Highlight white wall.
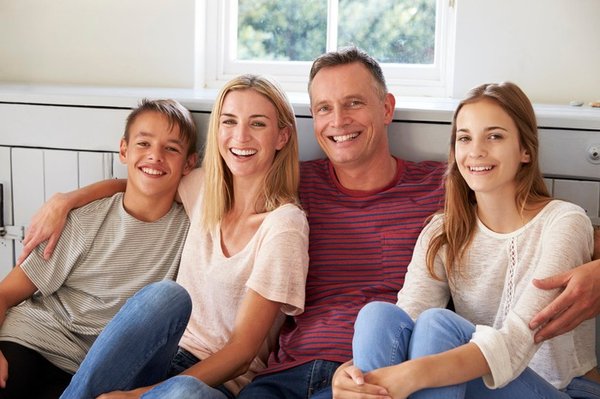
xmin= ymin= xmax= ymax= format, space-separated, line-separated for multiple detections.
xmin=0 ymin=0 xmax=599 ymax=104
xmin=0 ymin=0 xmax=196 ymax=88
xmin=452 ymin=0 xmax=600 ymax=104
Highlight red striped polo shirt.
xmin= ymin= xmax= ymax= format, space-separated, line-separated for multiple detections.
xmin=263 ymin=157 xmax=446 ymax=374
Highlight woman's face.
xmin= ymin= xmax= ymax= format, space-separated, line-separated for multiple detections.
xmin=218 ymin=89 xmax=289 ymax=181
xmin=454 ymin=98 xmax=530 ymax=200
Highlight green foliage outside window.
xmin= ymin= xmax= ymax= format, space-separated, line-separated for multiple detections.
xmin=237 ymin=0 xmax=436 ymax=64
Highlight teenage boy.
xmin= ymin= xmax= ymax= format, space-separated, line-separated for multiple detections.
xmin=0 ymin=99 xmax=197 ymax=399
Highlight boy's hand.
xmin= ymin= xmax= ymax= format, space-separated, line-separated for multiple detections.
xmin=16 ymin=193 xmax=70 ymax=266
xmin=0 ymin=350 xmax=8 ymax=388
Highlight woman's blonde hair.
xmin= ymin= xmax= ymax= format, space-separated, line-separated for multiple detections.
xmin=202 ymin=74 xmax=300 ymax=229
xmin=426 ymin=82 xmax=551 ymax=279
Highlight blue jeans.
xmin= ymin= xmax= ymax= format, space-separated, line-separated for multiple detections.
xmin=61 ymin=280 xmax=226 ymax=399
xmin=237 ymin=360 xmax=341 ymax=399
xmin=353 ymin=302 xmax=600 ymax=399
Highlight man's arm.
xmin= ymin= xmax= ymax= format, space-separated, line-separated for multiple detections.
xmin=16 ymin=179 xmax=127 ymax=266
xmin=530 ymin=226 xmax=600 ymax=342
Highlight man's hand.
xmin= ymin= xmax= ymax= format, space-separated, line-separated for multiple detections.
xmin=332 ymin=361 xmax=391 ymax=399
xmin=16 ymin=193 xmax=71 ymax=266
xmin=530 ymin=258 xmax=600 ymax=342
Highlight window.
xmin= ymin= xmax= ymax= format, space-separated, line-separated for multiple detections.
xmin=203 ymin=0 xmax=455 ymax=97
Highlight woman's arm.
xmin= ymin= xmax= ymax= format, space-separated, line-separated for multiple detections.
xmin=180 ymin=289 xmax=282 ymax=385
xmin=98 ymin=289 xmax=283 ymax=398
xmin=17 ymin=179 xmax=127 ymax=265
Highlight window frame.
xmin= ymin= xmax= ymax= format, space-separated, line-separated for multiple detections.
xmin=201 ymin=0 xmax=456 ymax=97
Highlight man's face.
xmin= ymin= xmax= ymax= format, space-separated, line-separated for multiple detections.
xmin=309 ymin=62 xmax=394 ymax=170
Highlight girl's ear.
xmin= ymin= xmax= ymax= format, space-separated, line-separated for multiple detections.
xmin=276 ymin=126 xmax=290 ymax=151
xmin=521 ymin=149 xmax=531 ymax=163
xmin=119 ymin=138 xmax=128 ymax=164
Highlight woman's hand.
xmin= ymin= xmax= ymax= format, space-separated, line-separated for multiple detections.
xmin=332 ymin=361 xmax=391 ymax=399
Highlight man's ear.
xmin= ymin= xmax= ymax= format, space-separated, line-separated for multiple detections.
xmin=276 ymin=127 xmax=290 ymax=151
xmin=182 ymin=153 xmax=198 ymax=176
xmin=383 ymin=92 xmax=396 ymax=125
xmin=119 ymin=138 xmax=128 ymax=164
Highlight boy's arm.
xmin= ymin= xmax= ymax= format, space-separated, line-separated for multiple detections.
xmin=0 ymin=266 xmax=38 ymax=324
xmin=0 ymin=266 xmax=38 ymax=388
xmin=16 ymin=179 xmax=127 ymax=266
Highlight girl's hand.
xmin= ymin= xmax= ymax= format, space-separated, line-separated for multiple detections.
xmin=332 ymin=361 xmax=391 ymax=399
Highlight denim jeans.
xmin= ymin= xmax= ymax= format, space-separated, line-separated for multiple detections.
xmin=61 ymin=280 xmax=193 ymax=399
xmin=237 ymin=360 xmax=341 ymax=399
xmin=353 ymin=301 xmax=600 ymax=399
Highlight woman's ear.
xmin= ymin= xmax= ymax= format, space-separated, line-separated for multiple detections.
xmin=276 ymin=127 xmax=290 ymax=151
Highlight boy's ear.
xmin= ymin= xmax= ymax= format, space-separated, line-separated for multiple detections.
xmin=119 ymin=138 xmax=128 ymax=164
xmin=276 ymin=127 xmax=290 ymax=151
xmin=182 ymin=153 xmax=198 ymax=176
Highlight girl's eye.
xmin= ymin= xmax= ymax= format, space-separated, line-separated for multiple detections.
xmin=457 ymin=136 xmax=470 ymax=143
xmin=489 ymin=133 xmax=503 ymax=140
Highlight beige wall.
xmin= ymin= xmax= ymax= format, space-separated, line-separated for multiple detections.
xmin=0 ymin=0 xmax=598 ymax=104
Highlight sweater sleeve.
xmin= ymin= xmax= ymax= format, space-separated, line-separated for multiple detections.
xmin=396 ymin=214 xmax=451 ymax=319
xmin=471 ymin=206 xmax=594 ymax=389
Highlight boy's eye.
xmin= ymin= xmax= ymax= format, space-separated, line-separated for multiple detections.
xmin=137 ymin=141 xmax=149 ymax=147
xmin=166 ymin=146 xmax=181 ymax=153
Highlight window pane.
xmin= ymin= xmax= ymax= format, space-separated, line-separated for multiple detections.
xmin=338 ymin=0 xmax=436 ymax=64
xmin=237 ymin=0 xmax=327 ymax=61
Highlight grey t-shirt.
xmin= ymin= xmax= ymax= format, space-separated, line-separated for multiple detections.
xmin=0 ymin=193 xmax=189 ymax=373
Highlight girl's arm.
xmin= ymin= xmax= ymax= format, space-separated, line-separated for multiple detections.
xmin=365 ymin=343 xmax=489 ymax=399
xmin=17 ymin=179 xmax=127 ymax=265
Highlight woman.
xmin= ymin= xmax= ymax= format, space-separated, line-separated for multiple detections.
xmin=54 ymin=74 xmax=308 ymax=398
xmin=332 ymin=82 xmax=600 ymax=398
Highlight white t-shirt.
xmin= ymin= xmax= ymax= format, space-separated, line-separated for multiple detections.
xmin=176 ymin=168 xmax=309 ymax=394
xmin=397 ymin=200 xmax=595 ymax=389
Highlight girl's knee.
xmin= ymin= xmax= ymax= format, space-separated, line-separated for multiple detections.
xmin=355 ymin=301 xmax=406 ymax=330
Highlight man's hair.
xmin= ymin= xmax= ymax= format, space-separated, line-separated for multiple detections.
xmin=124 ymin=99 xmax=198 ymax=158
xmin=308 ymin=46 xmax=388 ymax=99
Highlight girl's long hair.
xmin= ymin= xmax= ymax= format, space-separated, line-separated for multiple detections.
xmin=426 ymin=82 xmax=551 ymax=279
xmin=202 ymin=74 xmax=300 ymax=229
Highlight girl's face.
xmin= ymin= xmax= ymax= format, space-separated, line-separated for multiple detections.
xmin=218 ymin=89 xmax=289 ymax=181
xmin=454 ymin=98 xmax=530 ymax=199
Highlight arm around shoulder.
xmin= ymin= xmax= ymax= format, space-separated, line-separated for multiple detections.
xmin=17 ymin=179 xmax=127 ymax=265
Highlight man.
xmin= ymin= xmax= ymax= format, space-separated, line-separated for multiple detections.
xmin=237 ymin=47 xmax=446 ymax=399
xmin=2 ymin=99 xmax=197 ymax=398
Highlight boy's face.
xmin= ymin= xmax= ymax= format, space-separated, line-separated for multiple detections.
xmin=120 ymin=111 xmax=196 ymax=201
